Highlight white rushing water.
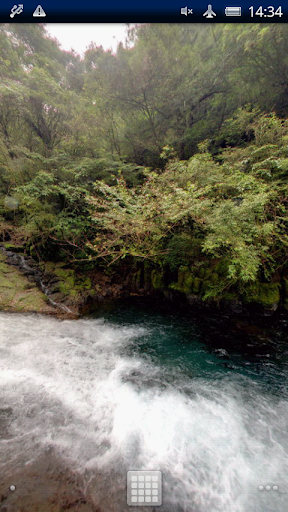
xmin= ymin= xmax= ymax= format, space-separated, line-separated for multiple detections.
xmin=0 ymin=312 xmax=288 ymax=512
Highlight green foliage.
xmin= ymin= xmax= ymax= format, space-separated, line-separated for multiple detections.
xmin=72 ymin=157 xmax=147 ymax=188
xmin=84 ymin=116 xmax=288 ymax=299
xmin=216 ymin=107 xmax=258 ymax=148
xmin=252 ymin=113 xmax=285 ymax=146
xmin=1 ymin=23 xmax=288 ymax=306
xmin=164 ymin=233 xmax=202 ymax=270
xmin=243 ymin=282 xmax=280 ymax=308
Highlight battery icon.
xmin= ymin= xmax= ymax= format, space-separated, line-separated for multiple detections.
xmin=225 ymin=6 xmax=241 ymax=16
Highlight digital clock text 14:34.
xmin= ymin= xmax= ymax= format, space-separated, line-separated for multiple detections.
xmin=249 ymin=5 xmax=283 ymax=16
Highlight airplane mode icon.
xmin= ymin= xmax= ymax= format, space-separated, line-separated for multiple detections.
xmin=203 ymin=4 xmax=216 ymax=17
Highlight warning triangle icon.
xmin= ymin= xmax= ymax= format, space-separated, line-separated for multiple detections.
xmin=33 ymin=5 xmax=46 ymax=16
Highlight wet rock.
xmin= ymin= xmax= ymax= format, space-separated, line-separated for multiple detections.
xmin=48 ymin=292 xmax=67 ymax=303
xmin=0 ymin=450 xmax=100 ymax=512
xmin=49 ymin=283 xmax=61 ymax=294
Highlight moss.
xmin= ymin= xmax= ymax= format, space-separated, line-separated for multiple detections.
xmin=198 ymin=267 xmax=205 ymax=278
xmin=56 ymin=271 xmax=84 ymax=299
xmin=45 ymin=263 xmax=94 ymax=300
xmin=244 ymin=282 xmax=280 ymax=308
xmin=0 ymin=261 xmax=14 ymax=273
xmin=134 ymin=269 xmax=142 ymax=288
xmin=192 ymin=277 xmax=202 ymax=294
xmin=44 ymin=262 xmax=66 ymax=273
xmin=82 ymin=277 xmax=92 ymax=289
xmin=54 ymin=267 xmax=78 ymax=297
xmin=29 ymin=245 xmax=36 ymax=258
xmin=177 ymin=266 xmax=189 ymax=287
xmin=54 ymin=268 xmax=75 ymax=279
xmin=210 ymin=273 xmax=219 ymax=284
xmin=0 ymin=276 xmax=15 ymax=288
xmin=0 ymin=253 xmax=55 ymax=313
xmin=170 ymin=268 xmax=194 ymax=294
xmin=151 ymin=269 xmax=164 ymax=290
xmin=201 ymin=280 xmax=210 ymax=294
xmin=183 ymin=274 xmax=193 ymax=293
xmin=59 ymin=282 xmax=77 ymax=297
xmin=59 ymin=282 xmax=78 ymax=297
xmin=4 ymin=243 xmax=25 ymax=253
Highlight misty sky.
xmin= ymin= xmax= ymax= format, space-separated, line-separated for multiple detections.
xmin=46 ymin=24 xmax=130 ymax=56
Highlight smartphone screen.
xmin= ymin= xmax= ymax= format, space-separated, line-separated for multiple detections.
xmin=1 ymin=5 xmax=288 ymax=511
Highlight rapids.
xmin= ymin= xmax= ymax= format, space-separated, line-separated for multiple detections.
xmin=1 ymin=305 xmax=288 ymax=511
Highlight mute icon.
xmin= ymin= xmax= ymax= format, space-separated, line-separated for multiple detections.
xmin=181 ymin=6 xmax=193 ymax=15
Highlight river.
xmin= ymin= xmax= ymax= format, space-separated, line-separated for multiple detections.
xmin=1 ymin=302 xmax=288 ymax=512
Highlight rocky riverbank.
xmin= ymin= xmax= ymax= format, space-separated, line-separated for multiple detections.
xmin=0 ymin=245 xmax=128 ymax=317
xmin=0 ymin=250 xmax=57 ymax=316
xmin=1 ymin=244 xmax=288 ymax=318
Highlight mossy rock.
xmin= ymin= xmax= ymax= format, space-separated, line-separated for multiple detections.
xmin=170 ymin=268 xmax=194 ymax=294
xmin=54 ymin=268 xmax=78 ymax=298
xmin=198 ymin=267 xmax=205 ymax=278
xmin=243 ymin=282 xmax=280 ymax=309
xmin=0 ymin=253 xmax=55 ymax=313
xmin=54 ymin=268 xmax=75 ymax=280
xmin=177 ymin=266 xmax=189 ymax=287
xmin=143 ymin=265 xmax=152 ymax=288
xmin=82 ymin=277 xmax=92 ymax=290
xmin=4 ymin=243 xmax=25 ymax=253
xmin=201 ymin=280 xmax=211 ymax=294
xmin=45 ymin=263 xmax=94 ymax=300
xmin=182 ymin=274 xmax=194 ymax=294
xmin=151 ymin=270 xmax=165 ymax=291
xmin=59 ymin=282 xmax=78 ymax=297
xmin=133 ymin=269 xmax=142 ymax=288
xmin=192 ymin=277 xmax=202 ymax=294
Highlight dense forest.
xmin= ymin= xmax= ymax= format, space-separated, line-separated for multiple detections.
xmin=1 ymin=23 xmax=288 ymax=312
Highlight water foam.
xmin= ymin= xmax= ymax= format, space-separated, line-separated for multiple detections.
xmin=1 ymin=312 xmax=288 ymax=511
